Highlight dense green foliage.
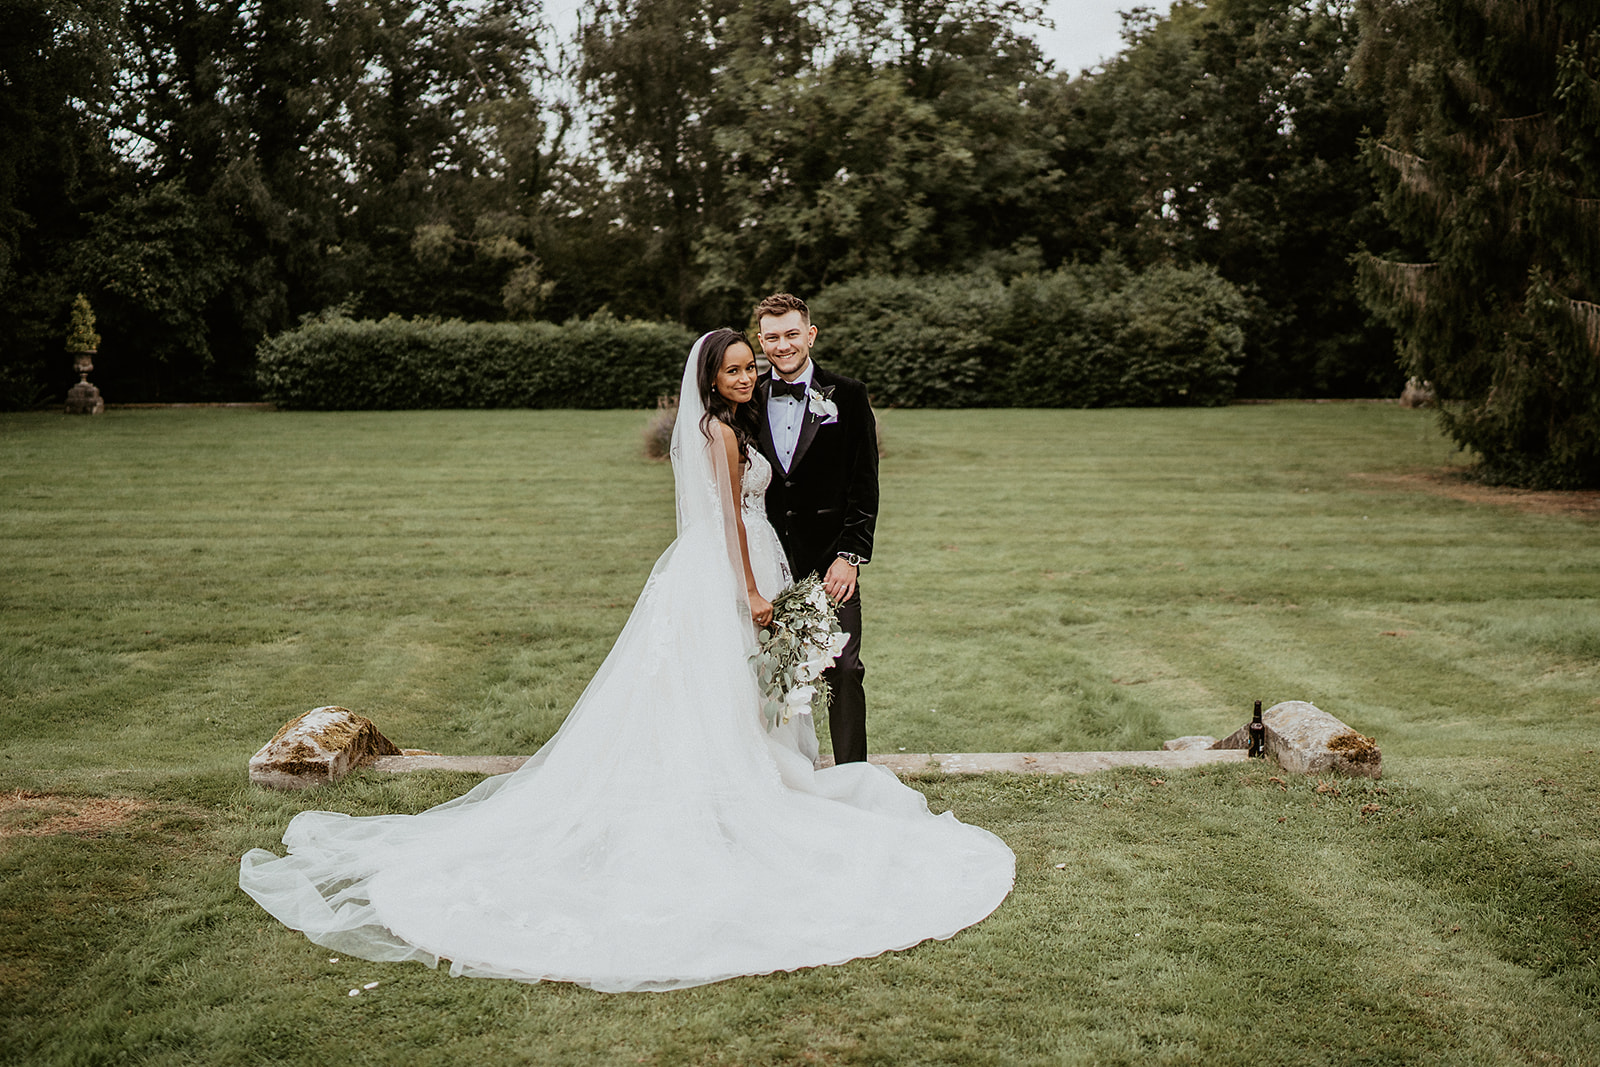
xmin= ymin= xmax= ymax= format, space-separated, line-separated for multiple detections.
xmin=1037 ymin=0 xmax=1402 ymax=398
xmin=0 ymin=0 xmax=1403 ymax=407
xmin=1 ymin=0 xmax=571 ymax=404
xmin=0 ymin=0 xmax=120 ymax=407
xmin=1354 ymin=0 xmax=1600 ymax=488
xmin=815 ymin=261 xmax=1248 ymax=407
xmin=257 ymin=314 xmax=693 ymax=410
xmin=64 ymin=294 xmax=99 ymax=352
xmin=689 ymin=1 xmax=1056 ymax=309
xmin=818 ymin=272 xmax=1010 ymax=409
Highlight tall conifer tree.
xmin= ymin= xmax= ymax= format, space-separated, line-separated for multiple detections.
xmin=1356 ymin=0 xmax=1600 ymax=487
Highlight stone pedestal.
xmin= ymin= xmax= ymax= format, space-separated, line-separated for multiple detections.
xmin=65 ymin=380 xmax=104 ymax=415
xmin=1399 ymin=377 xmax=1436 ymax=409
xmin=248 ymin=706 xmax=402 ymax=790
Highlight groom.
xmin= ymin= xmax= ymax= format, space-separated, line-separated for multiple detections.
xmin=754 ymin=293 xmax=879 ymax=765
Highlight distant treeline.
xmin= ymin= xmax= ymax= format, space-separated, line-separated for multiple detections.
xmin=2 ymin=0 xmax=1397 ymax=409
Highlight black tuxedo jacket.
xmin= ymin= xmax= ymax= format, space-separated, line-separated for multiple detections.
xmin=757 ymin=363 xmax=879 ymax=582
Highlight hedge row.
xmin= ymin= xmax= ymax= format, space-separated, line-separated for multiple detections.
xmin=813 ymin=261 xmax=1249 ymax=407
xmin=258 ymin=263 xmax=1247 ymax=410
xmin=256 ymin=313 xmax=695 ymax=409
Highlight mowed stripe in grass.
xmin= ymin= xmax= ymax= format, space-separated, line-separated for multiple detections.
xmin=1 ymin=404 xmax=1597 ymax=1065
xmin=870 ymin=406 xmax=1597 ymax=757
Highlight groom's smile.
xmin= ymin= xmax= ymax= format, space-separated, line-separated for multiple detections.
xmin=758 ymin=308 xmax=817 ymax=381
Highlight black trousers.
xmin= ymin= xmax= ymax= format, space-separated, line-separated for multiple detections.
xmin=825 ymin=586 xmax=867 ymax=764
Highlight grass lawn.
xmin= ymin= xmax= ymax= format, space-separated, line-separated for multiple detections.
xmin=1 ymin=404 xmax=1596 ymax=1065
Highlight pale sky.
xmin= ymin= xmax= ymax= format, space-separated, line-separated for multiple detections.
xmin=543 ymin=1 xmax=1177 ymax=77
xmin=1036 ymin=0 xmax=1178 ymax=75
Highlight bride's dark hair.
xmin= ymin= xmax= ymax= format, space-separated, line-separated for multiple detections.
xmin=696 ymin=328 xmax=760 ymax=460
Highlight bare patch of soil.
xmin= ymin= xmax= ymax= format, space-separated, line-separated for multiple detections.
xmin=1351 ymin=469 xmax=1600 ymax=519
xmin=0 ymin=790 xmax=153 ymax=838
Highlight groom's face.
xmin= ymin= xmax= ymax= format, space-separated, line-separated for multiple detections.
xmin=758 ymin=310 xmax=817 ymax=382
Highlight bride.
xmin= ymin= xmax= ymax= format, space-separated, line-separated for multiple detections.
xmin=240 ymin=330 xmax=1014 ymax=993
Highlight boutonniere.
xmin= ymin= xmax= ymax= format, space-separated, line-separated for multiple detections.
xmin=807 ymin=386 xmax=839 ymax=424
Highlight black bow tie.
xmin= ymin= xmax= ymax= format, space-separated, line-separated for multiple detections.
xmin=770 ymin=378 xmax=807 ymax=401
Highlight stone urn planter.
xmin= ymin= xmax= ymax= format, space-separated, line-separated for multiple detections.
xmin=64 ymin=293 xmax=104 ymax=415
xmin=65 ymin=351 xmax=104 ymax=415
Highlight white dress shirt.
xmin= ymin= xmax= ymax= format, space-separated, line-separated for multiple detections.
xmin=766 ymin=361 xmax=814 ymax=473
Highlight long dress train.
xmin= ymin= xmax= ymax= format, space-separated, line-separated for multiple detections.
xmin=239 ymin=337 xmax=1014 ymax=993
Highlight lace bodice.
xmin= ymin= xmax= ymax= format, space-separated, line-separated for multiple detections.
xmin=741 ymin=447 xmax=772 ymax=510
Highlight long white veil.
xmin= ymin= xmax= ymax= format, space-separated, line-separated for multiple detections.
xmin=239 ymin=336 xmax=1014 ymax=993
xmin=670 ymin=331 xmax=754 ymax=649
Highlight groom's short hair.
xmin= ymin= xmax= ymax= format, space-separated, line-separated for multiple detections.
xmin=755 ymin=292 xmax=809 ymax=326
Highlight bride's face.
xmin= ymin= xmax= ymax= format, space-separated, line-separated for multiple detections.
xmin=716 ymin=342 xmax=758 ymax=406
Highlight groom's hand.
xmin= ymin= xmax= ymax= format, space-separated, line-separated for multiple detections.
xmin=823 ymin=557 xmax=858 ymax=603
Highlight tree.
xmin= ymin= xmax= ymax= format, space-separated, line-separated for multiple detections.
xmin=333 ymin=0 xmax=570 ymax=322
xmin=695 ymin=0 xmax=1055 ymax=312
xmin=70 ymin=181 xmax=240 ymax=397
xmin=578 ymin=0 xmax=754 ymax=324
xmin=0 ymin=0 xmax=121 ymax=407
xmin=1355 ymin=0 xmax=1600 ymax=487
xmin=578 ymin=0 xmax=1054 ymax=323
xmin=1035 ymin=0 xmax=1400 ymax=397
xmin=62 ymin=0 xmax=571 ymax=398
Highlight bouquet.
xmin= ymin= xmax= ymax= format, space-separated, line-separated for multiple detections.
xmin=752 ymin=574 xmax=849 ymax=729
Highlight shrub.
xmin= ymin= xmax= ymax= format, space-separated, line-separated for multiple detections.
xmin=813 ymin=273 xmax=1014 ymax=408
xmin=66 ymin=294 xmax=101 ymax=352
xmin=642 ymin=396 xmax=677 ymax=459
xmin=258 ymin=264 xmax=1249 ymax=412
xmin=1004 ymin=262 xmax=1247 ymax=407
xmin=257 ymin=313 xmax=695 ymax=410
xmin=811 ymin=262 xmax=1247 ymax=407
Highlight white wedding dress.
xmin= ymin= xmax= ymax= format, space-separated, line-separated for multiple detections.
xmin=740 ymin=443 xmax=824 ymax=766
xmin=239 ymin=335 xmax=1014 ymax=993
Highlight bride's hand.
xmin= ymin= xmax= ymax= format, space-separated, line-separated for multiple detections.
xmin=750 ymin=590 xmax=774 ymax=629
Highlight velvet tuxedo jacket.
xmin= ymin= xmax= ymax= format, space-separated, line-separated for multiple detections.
xmin=756 ymin=363 xmax=880 ymax=583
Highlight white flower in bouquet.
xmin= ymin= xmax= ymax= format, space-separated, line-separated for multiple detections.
xmin=798 ymin=650 xmax=830 ymax=681
xmin=751 ymin=574 xmax=849 ymax=728
xmin=784 ymin=685 xmax=817 ymax=709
